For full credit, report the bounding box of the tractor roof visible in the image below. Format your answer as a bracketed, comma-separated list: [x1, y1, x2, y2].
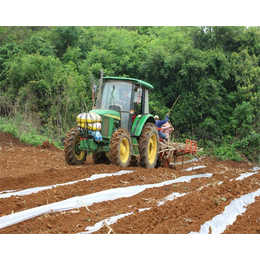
[103, 77, 154, 90]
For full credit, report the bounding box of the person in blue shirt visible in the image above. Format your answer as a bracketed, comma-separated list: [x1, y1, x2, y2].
[154, 112, 170, 141]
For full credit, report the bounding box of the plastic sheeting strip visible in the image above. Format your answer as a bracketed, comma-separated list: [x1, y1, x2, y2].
[80, 212, 133, 234]
[182, 165, 206, 171]
[171, 157, 201, 165]
[0, 170, 133, 199]
[157, 192, 186, 206]
[81, 207, 153, 234]
[190, 188, 260, 234]
[235, 170, 259, 181]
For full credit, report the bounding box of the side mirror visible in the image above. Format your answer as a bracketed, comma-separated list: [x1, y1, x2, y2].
[92, 85, 97, 93]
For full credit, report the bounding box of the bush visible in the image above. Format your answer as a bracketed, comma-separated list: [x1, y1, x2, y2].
[0, 117, 19, 138]
[212, 143, 242, 162]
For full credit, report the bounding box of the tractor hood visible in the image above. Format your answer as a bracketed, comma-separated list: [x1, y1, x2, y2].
[90, 109, 121, 120]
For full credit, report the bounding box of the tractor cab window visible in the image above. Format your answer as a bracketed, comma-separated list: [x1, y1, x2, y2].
[100, 80, 132, 130]
[133, 87, 142, 115]
[100, 80, 132, 111]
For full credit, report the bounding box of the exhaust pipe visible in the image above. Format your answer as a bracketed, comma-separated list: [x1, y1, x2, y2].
[96, 69, 103, 108]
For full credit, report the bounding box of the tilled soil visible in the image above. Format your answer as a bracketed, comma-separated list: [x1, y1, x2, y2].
[0, 132, 259, 234]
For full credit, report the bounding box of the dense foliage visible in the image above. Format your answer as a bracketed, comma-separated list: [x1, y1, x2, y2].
[0, 26, 259, 164]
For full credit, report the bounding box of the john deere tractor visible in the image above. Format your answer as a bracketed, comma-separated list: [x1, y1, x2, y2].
[64, 70, 159, 168]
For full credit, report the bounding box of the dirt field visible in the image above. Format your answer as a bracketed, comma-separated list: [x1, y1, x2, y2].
[0, 131, 260, 234]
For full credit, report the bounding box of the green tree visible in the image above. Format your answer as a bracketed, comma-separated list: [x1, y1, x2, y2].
[22, 35, 56, 56]
[50, 26, 81, 58]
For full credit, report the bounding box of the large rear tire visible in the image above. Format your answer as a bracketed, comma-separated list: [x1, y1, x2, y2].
[138, 123, 159, 168]
[64, 127, 87, 165]
[109, 128, 131, 167]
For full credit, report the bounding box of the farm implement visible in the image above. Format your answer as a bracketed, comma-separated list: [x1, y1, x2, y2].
[157, 139, 198, 168]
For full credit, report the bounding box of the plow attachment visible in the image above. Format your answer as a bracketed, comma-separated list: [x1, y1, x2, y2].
[157, 139, 198, 168]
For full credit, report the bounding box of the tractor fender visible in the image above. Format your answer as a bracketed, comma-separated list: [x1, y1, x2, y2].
[131, 114, 155, 137]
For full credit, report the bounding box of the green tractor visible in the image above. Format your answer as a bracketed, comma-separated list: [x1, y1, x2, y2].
[64, 70, 159, 168]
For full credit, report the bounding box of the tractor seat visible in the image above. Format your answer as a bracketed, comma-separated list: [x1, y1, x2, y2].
[109, 104, 122, 112]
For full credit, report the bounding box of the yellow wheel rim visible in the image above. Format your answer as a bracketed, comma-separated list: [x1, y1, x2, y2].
[120, 137, 130, 163]
[148, 133, 157, 164]
[75, 136, 85, 160]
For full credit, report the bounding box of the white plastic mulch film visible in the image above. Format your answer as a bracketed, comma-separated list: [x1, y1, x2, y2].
[0, 170, 133, 199]
[190, 188, 260, 234]
[80, 212, 133, 234]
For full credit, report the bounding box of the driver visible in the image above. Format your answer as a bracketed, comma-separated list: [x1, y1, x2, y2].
[118, 89, 130, 110]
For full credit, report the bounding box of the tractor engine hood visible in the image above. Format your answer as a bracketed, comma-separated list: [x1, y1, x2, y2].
[90, 109, 121, 121]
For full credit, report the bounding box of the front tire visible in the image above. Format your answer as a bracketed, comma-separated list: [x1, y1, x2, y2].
[138, 123, 159, 168]
[109, 129, 131, 167]
[64, 127, 87, 165]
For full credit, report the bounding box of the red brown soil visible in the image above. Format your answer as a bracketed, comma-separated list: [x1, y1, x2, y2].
[0, 131, 259, 234]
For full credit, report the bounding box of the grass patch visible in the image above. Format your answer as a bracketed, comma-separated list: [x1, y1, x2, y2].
[0, 116, 63, 148]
